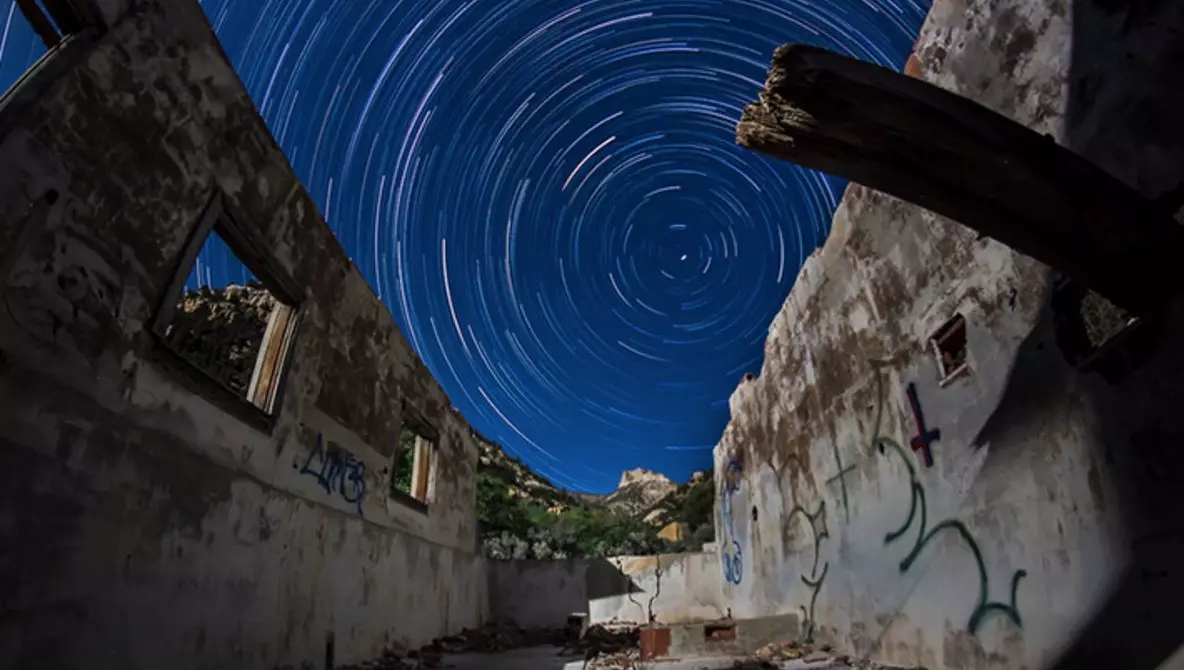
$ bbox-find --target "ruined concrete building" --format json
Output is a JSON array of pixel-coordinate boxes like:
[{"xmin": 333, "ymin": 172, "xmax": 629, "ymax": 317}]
[
  {"xmin": 0, "ymin": 0, "xmax": 486, "ymax": 667},
  {"xmin": 4, "ymin": 0, "xmax": 1184, "ymax": 668},
  {"xmin": 714, "ymin": 0, "xmax": 1184, "ymax": 668}
]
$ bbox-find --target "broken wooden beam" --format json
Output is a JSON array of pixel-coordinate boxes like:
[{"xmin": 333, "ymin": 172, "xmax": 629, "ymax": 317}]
[
  {"xmin": 736, "ymin": 43, "xmax": 1184, "ymax": 316},
  {"xmin": 16, "ymin": 0, "xmax": 61, "ymax": 48}
]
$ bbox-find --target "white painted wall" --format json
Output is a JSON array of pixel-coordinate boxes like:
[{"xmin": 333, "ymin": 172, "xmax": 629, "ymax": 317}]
[
  {"xmin": 711, "ymin": 0, "xmax": 1184, "ymax": 668},
  {"xmin": 489, "ymin": 553, "xmax": 726, "ymax": 627}
]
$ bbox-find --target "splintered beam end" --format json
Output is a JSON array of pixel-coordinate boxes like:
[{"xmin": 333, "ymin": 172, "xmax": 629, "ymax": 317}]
[{"xmin": 730, "ymin": 42, "xmax": 1184, "ymax": 315}]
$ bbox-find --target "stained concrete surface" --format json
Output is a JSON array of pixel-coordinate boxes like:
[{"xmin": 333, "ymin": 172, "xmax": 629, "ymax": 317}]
[
  {"xmin": 0, "ymin": 0, "xmax": 485, "ymax": 668},
  {"xmin": 491, "ymin": 553, "xmax": 726, "ymax": 628},
  {"xmin": 712, "ymin": 0, "xmax": 1184, "ymax": 667}
]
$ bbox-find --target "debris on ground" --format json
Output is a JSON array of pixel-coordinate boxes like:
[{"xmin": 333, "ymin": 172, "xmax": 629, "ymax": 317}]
[
  {"xmin": 341, "ymin": 622, "xmax": 922, "ymax": 670},
  {"xmin": 728, "ymin": 639, "xmax": 923, "ymax": 670},
  {"xmin": 340, "ymin": 620, "xmax": 641, "ymax": 669},
  {"xmin": 340, "ymin": 621, "xmax": 565, "ymax": 669},
  {"xmin": 563, "ymin": 623, "xmax": 641, "ymax": 668},
  {"xmin": 754, "ymin": 639, "xmax": 806, "ymax": 661},
  {"xmin": 427, "ymin": 621, "xmax": 569, "ymax": 653}
]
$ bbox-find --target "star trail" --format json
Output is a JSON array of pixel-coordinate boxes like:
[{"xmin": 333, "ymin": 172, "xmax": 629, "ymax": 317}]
[{"xmin": 0, "ymin": 0, "xmax": 927, "ymax": 493}]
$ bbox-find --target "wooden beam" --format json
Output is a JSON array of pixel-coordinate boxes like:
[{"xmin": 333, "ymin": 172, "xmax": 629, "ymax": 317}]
[
  {"xmin": 16, "ymin": 0, "xmax": 60, "ymax": 48},
  {"xmin": 736, "ymin": 44, "xmax": 1184, "ymax": 316}
]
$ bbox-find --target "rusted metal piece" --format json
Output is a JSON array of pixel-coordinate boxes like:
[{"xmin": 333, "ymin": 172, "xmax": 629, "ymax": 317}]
[
  {"xmin": 736, "ymin": 43, "xmax": 1184, "ymax": 316},
  {"xmin": 638, "ymin": 626, "xmax": 671, "ymax": 661}
]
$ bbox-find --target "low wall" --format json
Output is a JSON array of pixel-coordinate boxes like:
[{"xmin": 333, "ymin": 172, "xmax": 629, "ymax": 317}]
[
  {"xmin": 487, "ymin": 559, "xmax": 596, "ymax": 629},
  {"xmin": 489, "ymin": 552, "xmax": 726, "ymax": 628}
]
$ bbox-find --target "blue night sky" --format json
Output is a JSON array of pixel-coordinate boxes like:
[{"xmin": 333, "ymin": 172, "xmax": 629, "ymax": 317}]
[{"xmin": 0, "ymin": 0, "xmax": 926, "ymax": 493}]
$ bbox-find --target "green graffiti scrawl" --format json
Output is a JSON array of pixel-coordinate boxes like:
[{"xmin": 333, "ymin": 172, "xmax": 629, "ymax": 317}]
[
  {"xmin": 787, "ymin": 500, "xmax": 829, "ymax": 641},
  {"xmin": 869, "ymin": 364, "xmax": 1027, "ymax": 634}
]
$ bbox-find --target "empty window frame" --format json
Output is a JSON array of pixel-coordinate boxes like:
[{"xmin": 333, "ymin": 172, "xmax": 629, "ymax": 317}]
[
  {"xmin": 151, "ymin": 192, "xmax": 301, "ymax": 424},
  {"xmin": 1050, "ymin": 277, "xmax": 1146, "ymax": 382},
  {"xmin": 391, "ymin": 407, "xmax": 437, "ymax": 507},
  {"xmin": 930, "ymin": 313, "xmax": 969, "ymax": 386}
]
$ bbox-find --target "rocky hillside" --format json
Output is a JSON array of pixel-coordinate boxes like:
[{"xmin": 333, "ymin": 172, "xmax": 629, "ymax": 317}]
[
  {"xmin": 594, "ymin": 468, "xmax": 678, "ymax": 517},
  {"xmin": 469, "ymin": 431, "xmax": 716, "ymax": 558},
  {"xmin": 165, "ymin": 283, "xmax": 277, "ymax": 395},
  {"xmin": 469, "ymin": 428, "xmax": 581, "ymax": 513},
  {"xmin": 637, "ymin": 469, "xmax": 715, "ymax": 548},
  {"xmin": 473, "ymin": 434, "xmax": 716, "ymax": 558}
]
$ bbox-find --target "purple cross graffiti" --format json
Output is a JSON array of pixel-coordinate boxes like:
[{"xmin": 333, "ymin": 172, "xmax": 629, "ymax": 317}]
[{"xmin": 906, "ymin": 382, "xmax": 939, "ymax": 468}]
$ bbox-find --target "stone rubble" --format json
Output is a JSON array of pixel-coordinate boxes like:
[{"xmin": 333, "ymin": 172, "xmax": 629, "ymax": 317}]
[
  {"xmin": 584, "ymin": 637, "xmax": 924, "ymax": 670},
  {"xmin": 339, "ymin": 621, "xmax": 640, "ymax": 669},
  {"xmin": 339, "ymin": 623, "xmax": 923, "ymax": 670},
  {"xmin": 559, "ymin": 623, "xmax": 640, "ymax": 660}
]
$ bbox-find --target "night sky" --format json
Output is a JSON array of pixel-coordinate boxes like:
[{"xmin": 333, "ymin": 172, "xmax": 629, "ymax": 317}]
[{"xmin": 1, "ymin": 0, "xmax": 927, "ymax": 493}]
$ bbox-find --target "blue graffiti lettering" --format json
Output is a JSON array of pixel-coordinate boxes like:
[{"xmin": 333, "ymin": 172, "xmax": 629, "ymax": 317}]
[
  {"xmin": 721, "ymin": 459, "xmax": 744, "ymax": 585},
  {"xmin": 300, "ymin": 434, "xmax": 366, "ymax": 516}
]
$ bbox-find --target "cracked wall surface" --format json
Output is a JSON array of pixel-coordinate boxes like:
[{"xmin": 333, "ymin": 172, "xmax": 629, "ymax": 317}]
[
  {"xmin": 0, "ymin": 2, "xmax": 487, "ymax": 668},
  {"xmin": 488, "ymin": 553, "xmax": 725, "ymax": 628},
  {"xmin": 714, "ymin": 0, "xmax": 1184, "ymax": 667}
]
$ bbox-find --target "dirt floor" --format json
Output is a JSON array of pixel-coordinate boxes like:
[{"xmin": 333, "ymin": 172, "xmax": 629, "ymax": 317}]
[{"xmin": 339, "ymin": 621, "xmax": 919, "ymax": 670}]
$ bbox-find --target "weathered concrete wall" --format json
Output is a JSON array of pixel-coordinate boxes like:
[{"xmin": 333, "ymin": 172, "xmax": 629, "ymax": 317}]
[
  {"xmin": 0, "ymin": 2, "xmax": 487, "ymax": 668},
  {"xmin": 490, "ymin": 553, "xmax": 726, "ymax": 627},
  {"xmin": 714, "ymin": 0, "xmax": 1184, "ymax": 668},
  {"xmin": 590, "ymin": 554, "xmax": 726, "ymax": 625},
  {"xmin": 488, "ymin": 559, "xmax": 594, "ymax": 629}
]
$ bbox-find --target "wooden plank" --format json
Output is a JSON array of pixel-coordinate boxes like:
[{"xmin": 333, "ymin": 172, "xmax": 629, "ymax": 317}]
[
  {"xmin": 16, "ymin": 0, "xmax": 60, "ymax": 48},
  {"xmin": 412, "ymin": 437, "xmax": 432, "ymax": 501},
  {"xmin": 736, "ymin": 44, "xmax": 1184, "ymax": 315}
]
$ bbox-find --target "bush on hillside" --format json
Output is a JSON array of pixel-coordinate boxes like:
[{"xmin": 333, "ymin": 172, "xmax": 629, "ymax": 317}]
[{"xmin": 477, "ymin": 471, "xmax": 670, "ymax": 559}]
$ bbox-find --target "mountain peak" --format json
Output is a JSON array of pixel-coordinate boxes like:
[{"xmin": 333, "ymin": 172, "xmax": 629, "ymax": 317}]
[{"xmin": 618, "ymin": 467, "xmax": 673, "ymax": 489}]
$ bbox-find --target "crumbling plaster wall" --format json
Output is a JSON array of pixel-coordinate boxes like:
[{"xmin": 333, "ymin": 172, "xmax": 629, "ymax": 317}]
[
  {"xmin": 588, "ymin": 553, "xmax": 726, "ymax": 626},
  {"xmin": 714, "ymin": 0, "xmax": 1184, "ymax": 668},
  {"xmin": 0, "ymin": 2, "xmax": 486, "ymax": 669},
  {"xmin": 488, "ymin": 553, "xmax": 725, "ymax": 628}
]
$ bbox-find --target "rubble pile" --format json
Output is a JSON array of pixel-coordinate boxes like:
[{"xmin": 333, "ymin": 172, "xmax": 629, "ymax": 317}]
[
  {"xmin": 338, "ymin": 623, "xmax": 920, "ymax": 670},
  {"xmin": 561, "ymin": 624, "xmax": 640, "ymax": 667},
  {"xmin": 341, "ymin": 621, "xmax": 640, "ymax": 669},
  {"xmin": 339, "ymin": 644, "xmax": 421, "ymax": 670},
  {"xmin": 728, "ymin": 640, "xmax": 923, "ymax": 670},
  {"xmin": 428, "ymin": 621, "xmax": 569, "ymax": 653},
  {"xmin": 585, "ymin": 646, "xmax": 643, "ymax": 669},
  {"xmin": 753, "ymin": 640, "xmax": 832, "ymax": 663}
]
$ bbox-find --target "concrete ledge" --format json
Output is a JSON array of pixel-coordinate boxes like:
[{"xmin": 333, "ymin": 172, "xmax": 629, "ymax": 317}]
[{"xmin": 640, "ymin": 614, "xmax": 800, "ymax": 661}]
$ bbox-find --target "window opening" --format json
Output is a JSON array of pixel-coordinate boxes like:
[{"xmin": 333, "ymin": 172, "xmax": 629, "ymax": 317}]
[
  {"xmin": 391, "ymin": 411, "xmax": 436, "ymax": 505},
  {"xmin": 704, "ymin": 624, "xmax": 737, "ymax": 641},
  {"xmin": 1051, "ymin": 277, "xmax": 1148, "ymax": 383},
  {"xmin": 152, "ymin": 193, "xmax": 301, "ymax": 417},
  {"xmin": 930, "ymin": 314, "xmax": 969, "ymax": 386}
]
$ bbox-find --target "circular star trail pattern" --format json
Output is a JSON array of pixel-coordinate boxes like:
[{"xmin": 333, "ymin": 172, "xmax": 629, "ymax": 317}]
[
  {"xmin": 202, "ymin": 0, "xmax": 930, "ymax": 494},
  {"xmin": 0, "ymin": 0, "xmax": 928, "ymax": 493}
]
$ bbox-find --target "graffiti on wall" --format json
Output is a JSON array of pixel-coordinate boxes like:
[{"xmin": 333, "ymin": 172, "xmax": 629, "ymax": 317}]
[
  {"xmin": 721, "ymin": 459, "xmax": 744, "ymax": 585},
  {"xmin": 870, "ymin": 366, "xmax": 1027, "ymax": 634},
  {"xmin": 300, "ymin": 434, "xmax": 367, "ymax": 516},
  {"xmin": 787, "ymin": 500, "xmax": 829, "ymax": 641}
]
